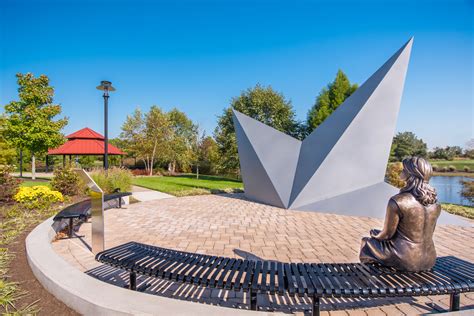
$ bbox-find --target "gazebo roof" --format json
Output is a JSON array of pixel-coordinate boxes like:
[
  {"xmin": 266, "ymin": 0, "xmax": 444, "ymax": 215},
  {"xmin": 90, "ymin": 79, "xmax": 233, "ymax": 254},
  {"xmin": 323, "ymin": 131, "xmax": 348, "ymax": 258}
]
[
  {"xmin": 65, "ymin": 127, "xmax": 104, "ymax": 140},
  {"xmin": 48, "ymin": 127, "xmax": 124, "ymax": 155}
]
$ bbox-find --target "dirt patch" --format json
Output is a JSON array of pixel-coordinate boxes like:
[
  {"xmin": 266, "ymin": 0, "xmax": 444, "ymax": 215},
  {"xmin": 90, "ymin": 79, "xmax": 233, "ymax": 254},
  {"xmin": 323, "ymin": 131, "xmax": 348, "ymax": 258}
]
[{"xmin": 6, "ymin": 225, "xmax": 79, "ymax": 315}]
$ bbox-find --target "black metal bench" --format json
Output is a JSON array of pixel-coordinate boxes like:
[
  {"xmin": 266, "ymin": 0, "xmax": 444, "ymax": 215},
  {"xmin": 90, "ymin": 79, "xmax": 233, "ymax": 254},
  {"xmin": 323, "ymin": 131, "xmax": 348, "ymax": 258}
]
[
  {"xmin": 96, "ymin": 241, "xmax": 474, "ymax": 315},
  {"xmin": 54, "ymin": 191, "xmax": 132, "ymax": 237}
]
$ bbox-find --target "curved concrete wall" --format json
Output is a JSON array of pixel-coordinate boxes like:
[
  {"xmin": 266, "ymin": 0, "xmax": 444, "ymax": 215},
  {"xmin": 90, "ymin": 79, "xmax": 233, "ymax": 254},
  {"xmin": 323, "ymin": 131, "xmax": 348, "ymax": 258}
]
[{"xmin": 26, "ymin": 217, "xmax": 282, "ymax": 316}]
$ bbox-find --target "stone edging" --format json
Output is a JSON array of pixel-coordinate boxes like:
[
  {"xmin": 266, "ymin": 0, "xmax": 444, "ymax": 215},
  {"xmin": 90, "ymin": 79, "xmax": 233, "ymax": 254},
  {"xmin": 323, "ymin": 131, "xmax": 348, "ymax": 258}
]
[{"xmin": 26, "ymin": 217, "xmax": 281, "ymax": 315}]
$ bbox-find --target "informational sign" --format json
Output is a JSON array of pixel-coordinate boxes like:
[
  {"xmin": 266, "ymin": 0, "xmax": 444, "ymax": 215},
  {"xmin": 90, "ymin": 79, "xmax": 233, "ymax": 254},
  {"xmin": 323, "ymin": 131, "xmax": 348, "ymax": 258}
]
[{"xmin": 75, "ymin": 169, "xmax": 104, "ymax": 254}]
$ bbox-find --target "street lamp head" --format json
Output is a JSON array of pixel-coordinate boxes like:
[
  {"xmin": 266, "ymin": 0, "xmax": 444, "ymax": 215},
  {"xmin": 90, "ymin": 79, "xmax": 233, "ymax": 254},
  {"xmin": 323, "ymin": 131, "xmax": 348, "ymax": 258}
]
[{"xmin": 96, "ymin": 80, "xmax": 116, "ymax": 94}]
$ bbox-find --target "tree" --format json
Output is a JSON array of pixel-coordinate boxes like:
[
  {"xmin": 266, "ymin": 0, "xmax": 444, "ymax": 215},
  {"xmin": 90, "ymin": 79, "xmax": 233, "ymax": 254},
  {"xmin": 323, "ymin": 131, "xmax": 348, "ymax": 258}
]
[
  {"xmin": 465, "ymin": 139, "xmax": 474, "ymax": 159},
  {"xmin": 197, "ymin": 135, "xmax": 219, "ymax": 175},
  {"xmin": 167, "ymin": 108, "xmax": 198, "ymax": 173},
  {"xmin": 214, "ymin": 84, "xmax": 299, "ymax": 176},
  {"xmin": 431, "ymin": 147, "xmax": 449, "ymax": 160},
  {"xmin": 430, "ymin": 146, "xmax": 463, "ymax": 161},
  {"xmin": 3, "ymin": 73, "xmax": 68, "ymax": 179},
  {"xmin": 120, "ymin": 106, "xmax": 172, "ymax": 175},
  {"xmin": 389, "ymin": 132, "xmax": 428, "ymax": 162},
  {"xmin": 0, "ymin": 116, "xmax": 17, "ymax": 165},
  {"xmin": 306, "ymin": 70, "xmax": 358, "ymax": 135}
]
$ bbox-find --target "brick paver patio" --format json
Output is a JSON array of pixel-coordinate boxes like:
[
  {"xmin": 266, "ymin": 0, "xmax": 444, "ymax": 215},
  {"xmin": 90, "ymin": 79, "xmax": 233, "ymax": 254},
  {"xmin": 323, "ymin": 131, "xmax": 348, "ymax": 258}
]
[{"xmin": 52, "ymin": 194, "xmax": 474, "ymax": 315}]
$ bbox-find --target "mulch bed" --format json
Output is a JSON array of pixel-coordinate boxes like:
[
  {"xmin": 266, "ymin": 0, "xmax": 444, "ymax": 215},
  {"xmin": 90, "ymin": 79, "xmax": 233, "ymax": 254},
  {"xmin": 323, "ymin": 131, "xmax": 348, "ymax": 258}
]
[{"xmin": 5, "ymin": 225, "xmax": 79, "ymax": 315}]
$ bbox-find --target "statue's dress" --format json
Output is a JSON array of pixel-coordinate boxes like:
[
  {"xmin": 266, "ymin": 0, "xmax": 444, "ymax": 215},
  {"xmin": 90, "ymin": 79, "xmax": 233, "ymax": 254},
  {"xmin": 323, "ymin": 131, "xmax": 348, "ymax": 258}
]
[{"xmin": 360, "ymin": 192, "xmax": 441, "ymax": 272}]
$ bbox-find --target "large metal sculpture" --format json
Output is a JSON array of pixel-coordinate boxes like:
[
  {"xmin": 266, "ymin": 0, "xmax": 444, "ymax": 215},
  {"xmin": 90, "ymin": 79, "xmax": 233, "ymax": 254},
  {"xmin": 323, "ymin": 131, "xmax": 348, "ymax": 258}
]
[
  {"xmin": 360, "ymin": 157, "xmax": 441, "ymax": 271},
  {"xmin": 233, "ymin": 38, "xmax": 413, "ymax": 217}
]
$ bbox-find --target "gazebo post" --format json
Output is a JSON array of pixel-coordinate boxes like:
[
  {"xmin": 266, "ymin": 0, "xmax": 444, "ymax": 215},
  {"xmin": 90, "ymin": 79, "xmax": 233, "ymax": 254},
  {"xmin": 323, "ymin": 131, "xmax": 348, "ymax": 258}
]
[
  {"xmin": 45, "ymin": 155, "xmax": 49, "ymax": 173},
  {"xmin": 63, "ymin": 155, "xmax": 65, "ymax": 167}
]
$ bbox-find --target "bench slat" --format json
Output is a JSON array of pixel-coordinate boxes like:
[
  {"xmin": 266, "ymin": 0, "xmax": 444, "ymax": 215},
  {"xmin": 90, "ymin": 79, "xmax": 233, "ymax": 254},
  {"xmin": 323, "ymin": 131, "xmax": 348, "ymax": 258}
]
[{"xmin": 95, "ymin": 241, "xmax": 474, "ymax": 308}]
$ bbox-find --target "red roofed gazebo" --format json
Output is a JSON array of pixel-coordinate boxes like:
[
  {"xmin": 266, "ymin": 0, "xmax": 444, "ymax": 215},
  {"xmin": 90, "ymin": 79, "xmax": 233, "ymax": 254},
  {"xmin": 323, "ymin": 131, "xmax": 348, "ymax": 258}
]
[{"xmin": 48, "ymin": 127, "xmax": 124, "ymax": 168}]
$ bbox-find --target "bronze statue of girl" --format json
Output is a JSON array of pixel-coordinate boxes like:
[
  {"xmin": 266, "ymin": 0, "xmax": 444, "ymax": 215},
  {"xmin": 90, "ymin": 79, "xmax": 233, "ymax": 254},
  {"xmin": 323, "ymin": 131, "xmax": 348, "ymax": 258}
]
[{"xmin": 360, "ymin": 157, "xmax": 441, "ymax": 272}]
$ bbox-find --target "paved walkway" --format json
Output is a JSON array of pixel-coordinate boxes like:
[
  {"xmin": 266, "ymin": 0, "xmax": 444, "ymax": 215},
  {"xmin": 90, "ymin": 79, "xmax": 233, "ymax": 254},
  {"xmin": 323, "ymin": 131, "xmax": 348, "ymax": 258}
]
[
  {"xmin": 131, "ymin": 185, "xmax": 175, "ymax": 201},
  {"xmin": 52, "ymin": 194, "xmax": 474, "ymax": 315}
]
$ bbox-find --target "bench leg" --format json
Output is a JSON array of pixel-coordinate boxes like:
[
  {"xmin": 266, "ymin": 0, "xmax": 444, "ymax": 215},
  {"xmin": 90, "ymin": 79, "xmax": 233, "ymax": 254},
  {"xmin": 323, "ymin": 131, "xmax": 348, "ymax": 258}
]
[
  {"xmin": 68, "ymin": 218, "xmax": 73, "ymax": 238},
  {"xmin": 450, "ymin": 293, "xmax": 460, "ymax": 311},
  {"xmin": 312, "ymin": 295, "xmax": 320, "ymax": 316},
  {"xmin": 249, "ymin": 289, "xmax": 257, "ymax": 311},
  {"xmin": 118, "ymin": 197, "xmax": 122, "ymax": 208},
  {"xmin": 130, "ymin": 272, "xmax": 137, "ymax": 290}
]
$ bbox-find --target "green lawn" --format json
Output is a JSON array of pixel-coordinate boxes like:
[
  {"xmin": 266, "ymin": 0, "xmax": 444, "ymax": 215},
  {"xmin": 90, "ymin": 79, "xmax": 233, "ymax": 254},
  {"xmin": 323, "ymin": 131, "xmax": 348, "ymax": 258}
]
[
  {"xmin": 429, "ymin": 159, "xmax": 474, "ymax": 172},
  {"xmin": 19, "ymin": 179, "xmax": 51, "ymax": 188},
  {"xmin": 132, "ymin": 174, "xmax": 243, "ymax": 196}
]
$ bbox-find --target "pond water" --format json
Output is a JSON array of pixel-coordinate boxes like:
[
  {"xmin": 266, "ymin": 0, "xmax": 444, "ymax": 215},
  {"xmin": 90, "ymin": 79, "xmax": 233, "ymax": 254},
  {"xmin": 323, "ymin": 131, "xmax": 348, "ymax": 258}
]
[{"xmin": 430, "ymin": 176, "xmax": 472, "ymax": 206}]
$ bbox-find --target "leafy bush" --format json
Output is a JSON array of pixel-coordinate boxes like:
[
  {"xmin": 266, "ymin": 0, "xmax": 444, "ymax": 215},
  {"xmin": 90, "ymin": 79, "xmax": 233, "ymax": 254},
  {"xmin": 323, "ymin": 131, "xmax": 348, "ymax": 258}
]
[
  {"xmin": 431, "ymin": 164, "xmax": 438, "ymax": 171},
  {"xmin": 90, "ymin": 167, "xmax": 132, "ymax": 194},
  {"xmin": 441, "ymin": 166, "xmax": 448, "ymax": 172},
  {"xmin": 448, "ymin": 165, "xmax": 456, "ymax": 172},
  {"xmin": 0, "ymin": 165, "xmax": 20, "ymax": 203},
  {"xmin": 51, "ymin": 165, "xmax": 82, "ymax": 195},
  {"xmin": 464, "ymin": 166, "xmax": 470, "ymax": 172},
  {"xmin": 14, "ymin": 186, "xmax": 63, "ymax": 209},
  {"xmin": 131, "ymin": 169, "xmax": 149, "ymax": 176},
  {"xmin": 385, "ymin": 162, "xmax": 406, "ymax": 188},
  {"xmin": 461, "ymin": 180, "xmax": 474, "ymax": 205}
]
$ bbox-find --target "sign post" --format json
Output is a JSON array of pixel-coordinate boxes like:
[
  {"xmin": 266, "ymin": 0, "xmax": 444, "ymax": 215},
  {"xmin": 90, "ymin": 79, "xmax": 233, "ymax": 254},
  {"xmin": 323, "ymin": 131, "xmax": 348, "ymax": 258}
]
[{"xmin": 75, "ymin": 169, "xmax": 105, "ymax": 254}]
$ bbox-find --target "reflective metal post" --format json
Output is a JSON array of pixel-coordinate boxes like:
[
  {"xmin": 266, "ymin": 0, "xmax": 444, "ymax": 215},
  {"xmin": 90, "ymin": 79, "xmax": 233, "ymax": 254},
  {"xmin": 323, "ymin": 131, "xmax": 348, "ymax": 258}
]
[{"xmin": 75, "ymin": 169, "xmax": 105, "ymax": 254}]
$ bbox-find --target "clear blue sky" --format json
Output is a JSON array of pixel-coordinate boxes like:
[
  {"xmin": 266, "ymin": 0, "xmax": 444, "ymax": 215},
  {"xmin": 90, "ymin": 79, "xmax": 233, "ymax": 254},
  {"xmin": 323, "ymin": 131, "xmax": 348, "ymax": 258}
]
[{"xmin": 1, "ymin": 0, "xmax": 472, "ymax": 149}]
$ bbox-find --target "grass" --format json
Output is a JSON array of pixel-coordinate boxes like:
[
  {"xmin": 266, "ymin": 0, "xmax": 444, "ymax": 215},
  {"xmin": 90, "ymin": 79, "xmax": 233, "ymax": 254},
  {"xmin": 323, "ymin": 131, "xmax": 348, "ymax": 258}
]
[
  {"xmin": 430, "ymin": 159, "xmax": 474, "ymax": 172},
  {"xmin": 432, "ymin": 172, "xmax": 474, "ymax": 178},
  {"xmin": 19, "ymin": 180, "xmax": 51, "ymax": 188},
  {"xmin": 132, "ymin": 174, "xmax": 243, "ymax": 196},
  {"xmin": 441, "ymin": 203, "xmax": 474, "ymax": 220}
]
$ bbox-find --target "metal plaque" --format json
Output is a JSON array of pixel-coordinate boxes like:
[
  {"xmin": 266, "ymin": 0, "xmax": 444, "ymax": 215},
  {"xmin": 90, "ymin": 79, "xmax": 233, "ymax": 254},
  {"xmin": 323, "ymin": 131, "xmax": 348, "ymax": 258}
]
[{"xmin": 75, "ymin": 169, "xmax": 104, "ymax": 254}]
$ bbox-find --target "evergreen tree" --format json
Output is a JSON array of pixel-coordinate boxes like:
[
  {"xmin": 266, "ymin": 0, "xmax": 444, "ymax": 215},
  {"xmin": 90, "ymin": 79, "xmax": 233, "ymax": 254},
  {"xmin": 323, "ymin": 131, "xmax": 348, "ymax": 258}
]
[
  {"xmin": 306, "ymin": 70, "xmax": 358, "ymax": 134},
  {"xmin": 390, "ymin": 131, "xmax": 428, "ymax": 162}
]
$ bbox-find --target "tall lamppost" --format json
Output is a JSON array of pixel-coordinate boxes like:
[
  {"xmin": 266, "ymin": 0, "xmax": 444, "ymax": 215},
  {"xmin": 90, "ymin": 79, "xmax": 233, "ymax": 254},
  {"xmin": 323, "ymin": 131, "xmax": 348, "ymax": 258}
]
[{"xmin": 96, "ymin": 81, "xmax": 115, "ymax": 170}]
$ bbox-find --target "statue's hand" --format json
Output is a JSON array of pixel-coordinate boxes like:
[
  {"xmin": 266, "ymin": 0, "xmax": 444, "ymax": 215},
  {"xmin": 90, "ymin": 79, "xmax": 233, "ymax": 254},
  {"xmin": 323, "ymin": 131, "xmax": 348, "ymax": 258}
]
[{"xmin": 370, "ymin": 229, "xmax": 381, "ymax": 239}]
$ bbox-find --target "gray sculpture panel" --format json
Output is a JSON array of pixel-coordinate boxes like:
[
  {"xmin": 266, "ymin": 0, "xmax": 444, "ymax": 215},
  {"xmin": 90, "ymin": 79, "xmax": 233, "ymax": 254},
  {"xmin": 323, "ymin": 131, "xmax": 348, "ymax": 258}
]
[
  {"xmin": 232, "ymin": 110, "xmax": 301, "ymax": 208},
  {"xmin": 232, "ymin": 38, "xmax": 472, "ymax": 227},
  {"xmin": 290, "ymin": 39, "xmax": 413, "ymax": 209}
]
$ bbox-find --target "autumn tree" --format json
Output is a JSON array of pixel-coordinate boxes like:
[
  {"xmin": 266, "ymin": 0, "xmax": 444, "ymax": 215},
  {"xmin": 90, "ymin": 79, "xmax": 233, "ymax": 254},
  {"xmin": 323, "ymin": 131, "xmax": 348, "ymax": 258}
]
[
  {"xmin": 3, "ymin": 73, "xmax": 67, "ymax": 179},
  {"xmin": 306, "ymin": 70, "xmax": 358, "ymax": 135}
]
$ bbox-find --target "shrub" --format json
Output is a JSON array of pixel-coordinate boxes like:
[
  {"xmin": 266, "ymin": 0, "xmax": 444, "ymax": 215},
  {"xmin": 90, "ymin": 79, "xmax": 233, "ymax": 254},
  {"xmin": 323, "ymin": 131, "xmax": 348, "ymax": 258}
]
[
  {"xmin": 441, "ymin": 166, "xmax": 448, "ymax": 172},
  {"xmin": 448, "ymin": 165, "xmax": 456, "ymax": 172},
  {"xmin": 385, "ymin": 162, "xmax": 406, "ymax": 188},
  {"xmin": 90, "ymin": 167, "xmax": 132, "ymax": 194},
  {"xmin": 461, "ymin": 180, "xmax": 474, "ymax": 205},
  {"xmin": 0, "ymin": 165, "xmax": 20, "ymax": 203},
  {"xmin": 431, "ymin": 164, "xmax": 438, "ymax": 172},
  {"xmin": 131, "ymin": 169, "xmax": 149, "ymax": 176},
  {"xmin": 14, "ymin": 186, "xmax": 64, "ymax": 209},
  {"xmin": 464, "ymin": 166, "xmax": 470, "ymax": 172},
  {"xmin": 51, "ymin": 165, "xmax": 82, "ymax": 196}
]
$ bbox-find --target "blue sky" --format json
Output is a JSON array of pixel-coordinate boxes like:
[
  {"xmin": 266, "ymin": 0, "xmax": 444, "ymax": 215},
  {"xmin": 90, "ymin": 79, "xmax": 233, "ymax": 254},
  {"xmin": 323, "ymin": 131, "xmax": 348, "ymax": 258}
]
[{"xmin": 1, "ymin": 0, "xmax": 472, "ymax": 148}]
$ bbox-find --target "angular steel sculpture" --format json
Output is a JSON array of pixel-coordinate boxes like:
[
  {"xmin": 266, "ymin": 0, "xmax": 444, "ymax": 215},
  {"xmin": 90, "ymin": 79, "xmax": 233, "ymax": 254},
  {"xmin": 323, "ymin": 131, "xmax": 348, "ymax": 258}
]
[{"xmin": 233, "ymin": 38, "xmax": 471, "ymax": 227}]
